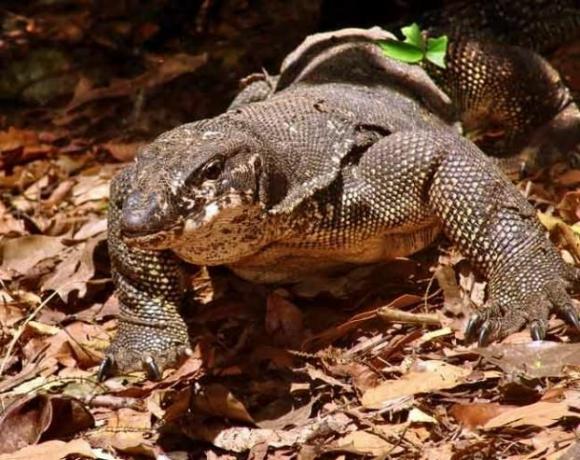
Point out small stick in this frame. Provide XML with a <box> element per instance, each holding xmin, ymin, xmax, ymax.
<box><xmin>377</xmin><ymin>307</ymin><xmax>441</xmax><ymax>326</ymax></box>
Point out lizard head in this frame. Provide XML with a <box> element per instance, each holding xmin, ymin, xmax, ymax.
<box><xmin>119</xmin><ymin>119</ymin><xmax>268</xmax><ymax>255</ymax></box>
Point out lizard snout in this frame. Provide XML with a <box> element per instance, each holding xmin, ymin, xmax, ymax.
<box><xmin>121</xmin><ymin>191</ymin><xmax>167</xmax><ymax>238</ymax></box>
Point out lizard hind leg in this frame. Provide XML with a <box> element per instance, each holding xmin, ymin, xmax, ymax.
<box><xmin>430</xmin><ymin>38</ymin><xmax>580</xmax><ymax>171</ymax></box>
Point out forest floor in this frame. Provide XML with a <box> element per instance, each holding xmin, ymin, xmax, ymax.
<box><xmin>1</xmin><ymin>3</ymin><xmax>580</xmax><ymax>460</ymax></box>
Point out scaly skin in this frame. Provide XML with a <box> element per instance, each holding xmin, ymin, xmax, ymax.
<box><xmin>99</xmin><ymin>26</ymin><xmax>580</xmax><ymax>381</ymax></box>
<box><xmin>101</xmin><ymin>169</ymin><xmax>190</xmax><ymax>379</ymax></box>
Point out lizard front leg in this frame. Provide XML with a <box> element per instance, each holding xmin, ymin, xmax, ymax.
<box><xmin>99</xmin><ymin>167</ymin><xmax>191</xmax><ymax>381</ymax></box>
<box><xmin>356</xmin><ymin>130</ymin><xmax>580</xmax><ymax>343</ymax></box>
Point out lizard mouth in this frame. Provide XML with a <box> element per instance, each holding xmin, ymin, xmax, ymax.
<box><xmin>121</xmin><ymin>221</ymin><xmax>184</xmax><ymax>248</ymax></box>
<box><xmin>183</xmin><ymin>190</ymin><xmax>255</xmax><ymax>231</ymax></box>
<box><xmin>121</xmin><ymin>191</ymin><xmax>254</xmax><ymax>249</ymax></box>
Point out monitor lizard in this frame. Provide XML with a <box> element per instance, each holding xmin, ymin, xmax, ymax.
<box><xmin>98</xmin><ymin>16</ymin><xmax>580</xmax><ymax>380</ymax></box>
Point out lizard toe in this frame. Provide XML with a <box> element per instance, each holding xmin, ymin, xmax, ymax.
<box><xmin>470</xmin><ymin>269</ymin><xmax>579</xmax><ymax>345</ymax></box>
<box><xmin>544</xmin><ymin>279</ymin><xmax>580</xmax><ymax>331</ymax></box>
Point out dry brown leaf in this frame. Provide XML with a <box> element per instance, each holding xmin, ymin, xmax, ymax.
<box><xmin>88</xmin><ymin>407</ymin><xmax>155</xmax><ymax>455</ymax></box>
<box><xmin>103</xmin><ymin>141</ymin><xmax>144</xmax><ymax>161</ymax></box>
<box><xmin>328</xmin><ymin>361</ymin><xmax>380</xmax><ymax>392</ymax></box>
<box><xmin>362</xmin><ymin>360</ymin><xmax>471</xmax><ymax>409</ymax></box>
<box><xmin>474</xmin><ymin>342</ymin><xmax>580</xmax><ymax>379</ymax></box>
<box><xmin>0</xmin><ymin>394</ymin><xmax>51</xmax><ymax>454</ymax></box>
<box><xmin>255</xmin><ymin>399</ymin><xmax>315</xmax><ymax>430</ymax></box>
<box><xmin>0</xmin><ymin>127</ymin><xmax>41</xmax><ymax>152</ymax></box>
<box><xmin>71</xmin><ymin>173</ymin><xmax>110</xmax><ymax>205</ymax></box>
<box><xmin>523</xmin><ymin>428</ymin><xmax>575</xmax><ymax>459</ymax></box>
<box><xmin>265</xmin><ymin>292</ymin><xmax>304</xmax><ymax>348</ymax></box>
<box><xmin>555</xmin><ymin>168</ymin><xmax>580</xmax><ymax>187</ymax></box>
<box><xmin>65</xmin><ymin>53</ymin><xmax>207</xmax><ymax>111</ymax></box>
<box><xmin>303</xmin><ymin>294</ymin><xmax>421</xmax><ymax>350</ymax></box>
<box><xmin>0</xmin><ymin>303</ymin><xmax>26</xmax><ymax>327</ymax></box>
<box><xmin>483</xmin><ymin>401</ymin><xmax>574</xmax><ymax>429</ymax></box>
<box><xmin>450</xmin><ymin>403</ymin><xmax>516</xmax><ymax>429</ymax></box>
<box><xmin>41</xmin><ymin>234</ymin><xmax>105</xmax><ymax>301</ymax></box>
<box><xmin>0</xmin><ymin>394</ymin><xmax>94</xmax><ymax>455</ymax></box>
<box><xmin>73</xmin><ymin>218</ymin><xmax>107</xmax><ymax>240</ymax></box>
<box><xmin>0</xmin><ymin>439</ymin><xmax>95</xmax><ymax>460</ymax></box>
<box><xmin>0</xmin><ymin>202</ymin><xmax>25</xmax><ymax>237</ymax></box>
<box><xmin>189</xmin><ymin>412</ymin><xmax>352</xmax><ymax>452</ymax></box>
<box><xmin>0</xmin><ymin>128</ymin><xmax>55</xmax><ymax>167</ymax></box>
<box><xmin>192</xmin><ymin>384</ymin><xmax>254</xmax><ymax>423</ymax></box>
<box><xmin>334</xmin><ymin>430</ymin><xmax>400</xmax><ymax>456</ymax></box>
<box><xmin>558</xmin><ymin>190</ymin><xmax>580</xmax><ymax>223</ymax></box>
<box><xmin>1</xmin><ymin>235</ymin><xmax>66</xmax><ymax>275</ymax></box>
<box><xmin>25</xmin><ymin>321</ymin><xmax>107</xmax><ymax>369</ymax></box>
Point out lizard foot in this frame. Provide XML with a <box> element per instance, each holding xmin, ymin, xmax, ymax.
<box><xmin>465</xmin><ymin>264</ymin><xmax>580</xmax><ymax>345</ymax></box>
<box><xmin>97</xmin><ymin>319</ymin><xmax>191</xmax><ymax>381</ymax></box>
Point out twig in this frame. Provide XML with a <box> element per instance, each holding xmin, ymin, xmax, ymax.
<box><xmin>377</xmin><ymin>307</ymin><xmax>441</xmax><ymax>326</ymax></box>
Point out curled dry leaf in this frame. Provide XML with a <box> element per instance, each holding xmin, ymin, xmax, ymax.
<box><xmin>23</xmin><ymin>321</ymin><xmax>108</xmax><ymax>370</ymax></box>
<box><xmin>0</xmin><ymin>127</ymin><xmax>55</xmax><ymax>167</ymax></box>
<box><xmin>302</xmin><ymin>293</ymin><xmax>421</xmax><ymax>351</ymax></box>
<box><xmin>254</xmin><ymin>398</ymin><xmax>315</xmax><ymax>430</ymax></box>
<box><xmin>65</xmin><ymin>53</ymin><xmax>208</xmax><ymax>111</ymax></box>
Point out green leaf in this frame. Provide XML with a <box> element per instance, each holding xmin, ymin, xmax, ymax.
<box><xmin>379</xmin><ymin>40</ymin><xmax>424</xmax><ymax>64</ymax></box>
<box><xmin>401</xmin><ymin>23</ymin><xmax>424</xmax><ymax>49</ymax></box>
<box><xmin>425</xmin><ymin>35</ymin><xmax>448</xmax><ymax>68</ymax></box>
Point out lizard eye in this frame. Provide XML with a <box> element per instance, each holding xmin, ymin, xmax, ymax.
<box><xmin>202</xmin><ymin>158</ymin><xmax>224</xmax><ymax>181</ymax></box>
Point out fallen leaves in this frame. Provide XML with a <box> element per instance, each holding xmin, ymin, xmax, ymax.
<box><xmin>0</xmin><ymin>128</ymin><xmax>56</xmax><ymax>168</ymax></box>
<box><xmin>362</xmin><ymin>360</ymin><xmax>472</xmax><ymax>409</ymax></box>
<box><xmin>0</xmin><ymin>394</ymin><xmax>94</xmax><ymax>455</ymax></box>
<box><xmin>473</xmin><ymin>342</ymin><xmax>580</xmax><ymax>379</ymax></box>
<box><xmin>1</xmin><ymin>235</ymin><xmax>66</xmax><ymax>275</ymax></box>
<box><xmin>0</xmin><ymin>439</ymin><xmax>96</xmax><ymax>460</ymax></box>
<box><xmin>0</xmin><ymin>4</ymin><xmax>579</xmax><ymax>459</ymax></box>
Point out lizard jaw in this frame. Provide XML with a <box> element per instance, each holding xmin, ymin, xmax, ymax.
<box><xmin>121</xmin><ymin>191</ymin><xmax>255</xmax><ymax>250</ymax></box>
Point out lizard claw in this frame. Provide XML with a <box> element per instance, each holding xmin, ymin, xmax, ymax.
<box><xmin>477</xmin><ymin>320</ymin><xmax>494</xmax><ymax>346</ymax></box>
<box><xmin>97</xmin><ymin>317</ymin><xmax>190</xmax><ymax>381</ymax></box>
<box><xmin>465</xmin><ymin>313</ymin><xmax>482</xmax><ymax>342</ymax></box>
<box><xmin>530</xmin><ymin>320</ymin><xmax>546</xmax><ymax>341</ymax></box>
<box><xmin>560</xmin><ymin>304</ymin><xmax>580</xmax><ymax>331</ymax></box>
<box><xmin>97</xmin><ymin>355</ymin><xmax>114</xmax><ymax>382</ymax></box>
<box><xmin>143</xmin><ymin>356</ymin><xmax>162</xmax><ymax>381</ymax></box>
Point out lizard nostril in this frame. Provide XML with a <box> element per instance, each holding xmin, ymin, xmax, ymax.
<box><xmin>121</xmin><ymin>192</ymin><xmax>165</xmax><ymax>237</ymax></box>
